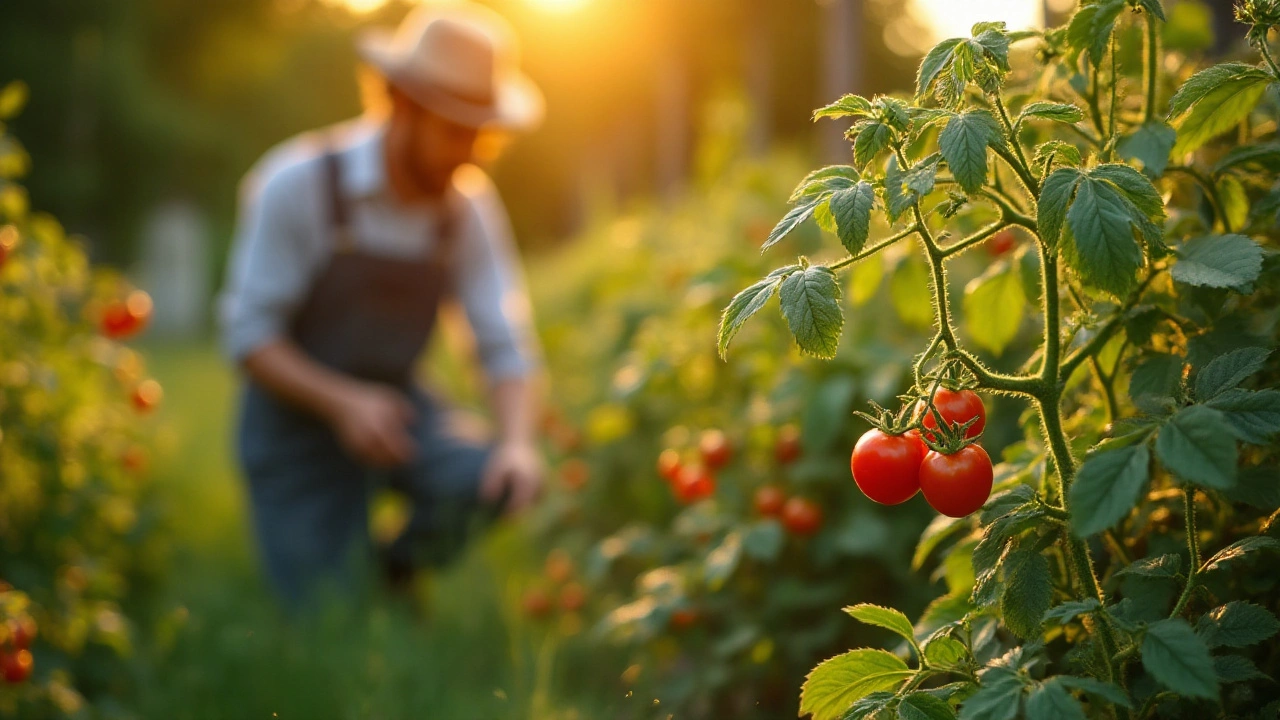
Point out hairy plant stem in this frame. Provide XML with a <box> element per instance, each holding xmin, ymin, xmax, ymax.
<box><xmin>1170</xmin><ymin>488</ymin><xmax>1201</xmax><ymax>618</ymax></box>
<box><xmin>1107</xmin><ymin>38</ymin><xmax>1119</xmax><ymax>154</ymax></box>
<box><xmin>1260</xmin><ymin>39</ymin><xmax>1280</xmax><ymax>82</ymax></box>
<box><xmin>829</xmin><ymin>225</ymin><xmax>919</xmax><ymax>271</ymax></box>
<box><xmin>993</xmin><ymin>96</ymin><xmax>1041</xmax><ymax>195</ymax></box>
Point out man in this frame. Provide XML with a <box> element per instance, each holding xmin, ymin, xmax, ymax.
<box><xmin>218</xmin><ymin>4</ymin><xmax>544</xmax><ymax>603</ymax></box>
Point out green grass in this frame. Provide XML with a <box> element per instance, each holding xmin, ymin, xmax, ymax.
<box><xmin>128</xmin><ymin>342</ymin><xmax>623</xmax><ymax>720</ymax></box>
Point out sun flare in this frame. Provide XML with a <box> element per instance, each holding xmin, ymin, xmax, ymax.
<box><xmin>524</xmin><ymin>0</ymin><xmax>591</xmax><ymax>14</ymax></box>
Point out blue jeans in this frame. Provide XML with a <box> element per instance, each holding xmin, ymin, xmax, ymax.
<box><xmin>237</xmin><ymin>382</ymin><xmax>494</xmax><ymax>603</ymax></box>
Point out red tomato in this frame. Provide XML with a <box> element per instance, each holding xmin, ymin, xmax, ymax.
<box><xmin>986</xmin><ymin>228</ymin><xmax>1018</xmax><ymax>257</ymax></box>
<box><xmin>657</xmin><ymin>449</ymin><xmax>682</xmax><ymax>482</ymax></box>
<box><xmin>0</xmin><ymin>225</ymin><xmax>16</xmax><ymax>269</ymax></box>
<box><xmin>919</xmin><ymin>445</ymin><xmax>994</xmax><ymax>518</ymax></box>
<box><xmin>781</xmin><ymin>497</ymin><xmax>823</xmax><ymax>535</ymax></box>
<box><xmin>754</xmin><ymin>485</ymin><xmax>787</xmax><ymax>517</ymax></box>
<box><xmin>0</xmin><ymin>649</ymin><xmax>31</xmax><ymax>684</ymax></box>
<box><xmin>559</xmin><ymin>582</ymin><xmax>587</xmax><ymax>612</ymax></box>
<box><xmin>7</xmin><ymin>617</ymin><xmax>35</xmax><ymax>650</ymax></box>
<box><xmin>698</xmin><ymin>429</ymin><xmax>732</xmax><ymax>470</ymax></box>
<box><xmin>775</xmin><ymin>424</ymin><xmax>802</xmax><ymax>464</ymax></box>
<box><xmin>673</xmin><ymin>465</ymin><xmax>715</xmax><ymax>504</ymax></box>
<box><xmin>522</xmin><ymin>588</ymin><xmax>552</xmax><ymax>619</ymax></box>
<box><xmin>670</xmin><ymin>608</ymin><xmax>699</xmax><ymax>630</ymax></box>
<box><xmin>560</xmin><ymin>458</ymin><xmax>589</xmax><ymax>490</ymax></box>
<box><xmin>544</xmin><ymin>549</ymin><xmax>574</xmax><ymax>585</ymax></box>
<box><xmin>131</xmin><ymin>379</ymin><xmax>163</xmax><ymax>413</ymax></box>
<box><xmin>100</xmin><ymin>291</ymin><xmax>153</xmax><ymax>340</ymax></box>
<box><xmin>851</xmin><ymin>429</ymin><xmax>925</xmax><ymax>505</ymax></box>
<box><xmin>917</xmin><ymin>388</ymin><xmax>986</xmax><ymax>440</ymax></box>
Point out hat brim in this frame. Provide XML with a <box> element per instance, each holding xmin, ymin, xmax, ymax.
<box><xmin>357</xmin><ymin>29</ymin><xmax>544</xmax><ymax>132</ymax></box>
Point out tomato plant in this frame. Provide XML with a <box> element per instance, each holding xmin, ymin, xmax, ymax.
<box><xmin>851</xmin><ymin>428</ymin><xmax>925</xmax><ymax>506</ymax></box>
<box><xmin>719</xmin><ymin>1</ymin><xmax>1280</xmax><ymax>717</ymax></box>
<box><xmin>918</xmin><ymin>444</ymin><xmax>994</xmax><ymax>519</ymax></box>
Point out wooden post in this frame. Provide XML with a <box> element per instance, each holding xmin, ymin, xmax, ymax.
<box><xmin>820</xmin><ymin>0</ymin><xmax>864</xmax><ymax>164</ymax></box>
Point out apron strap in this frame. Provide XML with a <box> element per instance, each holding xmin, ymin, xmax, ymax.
<box><xmin>322</xmin><ymin>150</ymin><xmax>356</xmax><ymax>253</ymax></box>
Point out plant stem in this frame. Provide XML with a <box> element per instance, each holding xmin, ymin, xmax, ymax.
<box><xmin>829</xmin><ymin>225</ymin><xmax>919</xmax><ymax>271</ymax></box>
<box><xmin>1143</xmin><ymin>13</ymin><xmax>1159</xmax><ymax>123</ymax></box>
<box><xmin>939</xmin><ymin>221</ymin><xmax>1006</xmax><ymax>258</ymax></box>
<box><xmin>1170</xmin><ymin>488</ymin><xmax>1201</xmax><ymax>618</ymax></box>
<box><xmin>993</xmin><ymin>96</ymin><xmax>1042</xmax><ymax>196</ymax></box>
<box><xmin>1107</xmin><ymin>37</ymin><xmax>1118</xmax><ymax>154</ymax></box>
<box><xmin>1040</xmin><ymin>249</ymin><xmax>1063</xmax><ymax>386</ymax></box>
<box><xmin>1260</xmin><ymin>39</ymin><xmax>1280</xmax><ymax>82</ymax></box>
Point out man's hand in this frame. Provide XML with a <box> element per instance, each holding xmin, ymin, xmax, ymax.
<box><xmin>329</xmin><ymin>383</ymin><xmax>418</xmax><ymax>468</ymax></box>
<box><xmin>479</xmin><ymin>440</ymin><xmax>544</xmax><ymax>514</ymax></box>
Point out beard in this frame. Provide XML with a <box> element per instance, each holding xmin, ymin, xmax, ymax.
<box><xmin>404</xmin><ymin>129</ymin><xmax>451</xmax><ymax>198</ymax></box>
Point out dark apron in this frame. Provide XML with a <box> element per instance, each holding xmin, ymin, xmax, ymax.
<box><xmin>236</xmin><ymin>149</ymin><xmax>490</xmax><ymax>602</ymax></box>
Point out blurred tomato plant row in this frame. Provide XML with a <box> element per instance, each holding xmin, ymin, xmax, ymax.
<box><xmin>714</xmin><ymin>1</ymin><xmax>1280</xmax><ymax>718</ymax></box>
<box><xmin>0</xmin><ymin>82</ymin><xmax>168</xmax><ymax>718</ymax></box>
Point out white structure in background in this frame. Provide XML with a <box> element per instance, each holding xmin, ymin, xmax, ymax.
<box><xmin>136</xmin><ymin>200</ymin><xmax>210</xmax><ymax>337</ymax></box>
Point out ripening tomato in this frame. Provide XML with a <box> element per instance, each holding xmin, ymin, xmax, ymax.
<box><xmin>851</xmin><ymin>429</ymin><xmax>925</xmax><ymax>505</ymax></box>
<box><xmin>698</xmin><ymin>429</ymin><xmax>732</xmax><ymax>470</ymax></box>
<box><xmin>0</xmin><ymin>649</ymin><xmax>31</xmax><ymax>684</ymax></box>
<box><xmin>754</xmin><ymin>485</ymin><xmax>787</xmax><ymax>517</ymax></box>
<box><xmin>521</xmin><ymin>588</ymin><xmax>552</xmax><ymax>619</ymax></box>
<box><xmin>657</xmin><ymin>449</ymin><xmax>682</xmax><ymax>482</ymax></box>
<box><xmin>559</xmin><ymin>582</ymin><xmax>587</xmax><ymax>612</ymax></box>
<box><xmin>131</xmin><ymin>379</ymin><xmax>163</xmax><ymax>413</ymax></box>
<box><xmin>560</xmin><ymin>458</ymin><xmax>589</xmax><ymax>490</ymax></box>
<box><xmin>919</xmin><ymin>444</ymin><xmax>994</xmax><ymax>518</ymax></box>
<box><xmin>7</xmin><ymin>617</ymin><xmax>35</xmax><ymax>650</ymax></box>
<box><xmin>0</xmin><ymin>224</ymin><xmax>16</xmax><ymax>269</ymax></box>
<box><xmin>781</xmin><ymin>497</ymin><xmax>823</xmax><ymax>535</ymax></box>
<box><xmin>986</xmin><ymin>228</ymin><xmax>1018</xmax><ymax>257</ymax></box>
<box><xmin>100</xmin><ymin>290</ymin><xmax>153</xmax><ymax>340</ymax></box>
<box><xmin>122</xmin><ymin>446</ymin><xmax>148</xmax><ymax>476</ymax></box>
<box><xmin>670</xmin><ymin>608</ymin><xmax>699</xmax><ymax>630</ymax></box>
<box><xmin>673</xmin><ymin>465</ymin><xmax>715</xmax><ymax>504</ymax></box>
<box><xmin>544</xmin><ymin>549</ymin><xmax>574</xmax><ymax>584</ymax></box>
<box><xmin>775</xmin><ymin>424</ymin><xmax>802</xmax><ymax>464</ymax></box>
<box><xmin>917</xmin><ymin>388</ymin><xmax>986</xmax><ymax>440</ymax></box>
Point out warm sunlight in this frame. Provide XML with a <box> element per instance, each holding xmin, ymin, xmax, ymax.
<box><xmin>913</xmin><ymin>0</ymin><xmax>1045</xmax><ymax>41</ymax></box>
<box><xmin>523</xmin><ymin>0</ymin><xmax>591</xmax><ymax>13</ymax></box>
<box><xmin>324</xmin><ymin>0</ymin><xmax>390</xmax><ymax>13</ymax></box>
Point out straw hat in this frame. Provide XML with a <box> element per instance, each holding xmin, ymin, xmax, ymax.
<box><xmin>357</xmin><ymin>3</ymin><xmax>544</xmax><ymax>131</ymax></box>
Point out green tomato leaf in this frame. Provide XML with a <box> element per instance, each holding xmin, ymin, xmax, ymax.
<box><xmin>780</xmin><ymin>265</ymin><xmax>844</xmax><ymax>359</ymax></box>
<box><xmin>939</xmin><ymin>110</ymin><xmax>1002</xmax><ymax>193</ymax></box>
<box><xmin>1167</xmin><ymin>63</ymin><xmax>1273</xmax><ymax>155</ymax></box>
<box><xmin>718</xmin><ymin>270</ymin><xmax>790</xmax><ymax>358</ymax></box>
<box><xmin>791</xmin><ymin>165</ymin><xmax>862</xmax><ymax>202</ymax></box>
<box><xmin>1054</xmin><ymin>676</ymin><xmax>1132</xmax><ymax>708</ymax></box>
<box><xmin>1141</xmin><ymin>618</ymin><xmax>1220</xmax><ymax>701</ymax></box>
<box><xmin>1037</xmin><ymin>168</ymin><xmax>1084</xmax><ymax>248</ymax></box>
<box><xmin>1114</xmin><ymin>553</ymin><xmax>1182</xmax><ymax>579</ymax></box>
<box><xmin>898</xmin><ymin>692</ymin><xmax>958</xmax><ymax>720</ymax></box>
<box><xmin>923</xmin><ymin>635</ymin><xmax>970</xmax><ymax>670</ymax></box>
<box><xmin>1205</xmin><ymin>388</ymin><xmax>1280</xmax><ymax>445</ymax></box>
<box><xmin>958</xmin><ymin>664</ymin><xmax>1024</xmax><ymax>720</ymax></box>
<box><xmin>1089</xmin><ymin>164</ymin><xmax>1166</xmax><ymax>221</ymax></box>
<box><xmin>1195</xmin><ymin>347</ymin><xmax>1271</xmax><ymax>401</ymax></box>
<box><xmin>1034</xmin><ymin>140</ymin><xmax>1083</xmax><ymax>169</ymax></box>
<box><xmin>1155</xmin><ymin>405</ymin><xmax>1238</xmax><ymax>489</ymax></box>
<box><xmin>830</xmin><ymin>181</ymin><xmax>878</xmax><ymax>255</ymax></box>
<box><xmin>1024</xmin><ymin>678</ymin><xmax>1086</xmax><ymax>720</ymax></box>
<box><xmin>855</xmin><ymin>123</ymin><xmax>894</xmax><ymax>169</ymax></box>
<box><xmin>764</xmin><ymin>197</ymin><xmax>824</xmax><ymax>251</ymax></box>
<box><xmin>844</xmin><ymin>604</ymin><xmax>917</xmax><ymax>645</ymax></box>
<box><xmin>1170</xmin><ymin>234</ymin><xmax>1264</xmax><ymax>291</ymax></box>
<box><xmin>1018</xmin><ymin>101</ymin><xmax>1084</xmax><ymax>124</ymax></box>
<box><xmin>1069</xmin><ymin>443</ymin><xmax>1151</xmax><ymax>536</ymax></box>
<box><xmin>1042</xmin><ymin>598</ymin><xmax>1100</xmax><ymax>625</ymax></box>
<box><xmin>1196</xmin><ymin>602</ymin><xmax>1280</xmax><ymax>649</ymax></box>
<box><xmin>1063</xmin><ymin>177</ymin><xmax>1146</xmax><ymax>296</ymax></box>
<box><xmin>846</xmin><ymin>692</ymin><xmax>896</xmax><ymax>720</ymax></box>
<box><xmin>917</xmin><ymin>38</ymin><xmax>964</xmax><ymax>99</ymax></box>
<box><xmin>1000</xmin><ymin>548</ymin><xmax>1052</xmax><ymax>640</ymax></box>
<box><xmin>815</xmin><ymin>94</ymin><xmax>875</xmax><ymax>121</ymax></box>
<box><xmin>1213</xmin><ymin>142</ymin><xmax>1280</xmax><ymax>175</ymax></box>
<box><xmin>1213</xmin><ymin>655</ymin><xmax>1267</xmax><ymax>684</ymax></box>
<box><xmin>1118</xmin><ymin>121</ymin><xmax>1177</xmax><ymax>178</ymax></box>
<box><xmin>963</xmin><ymin>261</ymin><xmax>1026</xmax><ymax>355</ymax></box>
<box><xmin>1201</xmin><ymin>536</ymin><xmax>1280</xmax><ymax>574</ymax></box>
<box><xmin>800</xmin><ymin>649</ymin><xmax>914</xmax><ymax>720</ymax></box>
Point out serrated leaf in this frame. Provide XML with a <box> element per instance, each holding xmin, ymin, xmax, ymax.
<box><xmin>1206</xmin><ymin>389</ymin><xmax>1280</xmax><ymax>445</ymax></box>
<box><xmin>1213</xmin><ymin>142</ymin><xmax>1280</xmax><ymax>175</ymax></box>
<box><xmin>1000</xmin><ymin>549</ymin><xmax>1052</xmax><ymax>639</ymax></box>
<box><xmin>792</xmin><ymin>166</ymin><xmax>862</xmax><ymax>202</ymax></box>
<box><xmin>1034</xmin><ymin>141</ymin><xmax>1082</xmax><ymax>169</ymax></box>
<box><xmin>1141</xmin><ymin>618</ymin><xmax>1220</xmax><ymax>700</ymax></box>
<box><xmin>1196</xmin><ymin>602</ymin><xmax>1280</xmax><ymax>649</ymax></box>
<box><xmin>1201</xmin><ymin>536</ymin><xmax>1280</xmax><ymax>573</ymax></box>
<box><xmin>1115</xmin><ymin>553</ymin><xmax>1181</xmax><ymax>579</ymax></box>
<box><xmin>764</xmin><ymin>198</ymin><xmax>823</xmax><ymax>251</ymax></box>
<box><xmin>718</xmin><ymin>273</ymin><xmax>786</xmax><ymax>358</ymax></box>
<box><xmin>1128</xmin><ymin>352</ymin><xmax>1184</xmax><ymax>403</ymax></box>
<box><xmin>845</xmin><ymin>692</ymin><xmax>896</xmax><ymax>720</ymax></box>
<box><xmin>940</xmin><ymin>111</ymin><xmax>1002</xmax><ymax>193</ymax></box>
<box><xmin>959</xmin><ymin>665</ymin><xmax>1024</xmax><ymax>720</ymax></box>
<box><xmin>780</xmin><ymin>265</ymin><xmax>844</xmax><ymax>359</ymax></box>
<box><xmin>801</xmin><ymin>649</ymin><xmax>914</xmax><ymax>720</ymax></box>
<box><xmin>1118</xmin><ymin>122</ymin><xmax>1176</xmax><ymax>178</ymax></box>
<box><xmin>743</xmin><ymin>518</ymin><xmax>785</xmax><ymax>562</ymax></box>
<box><xmin>855</xmin><ymin>123</ymin><xmax>894</xmax><ymax>168</ymax></box>
<box><xmin>1167</xmin><ymin>63</ymin><xmax>1273</xmax><ymax>155</ymax></box>
<box><xmin>924</xmin><ymin>636</ymin><xmax>969</xmax><ymax>670</ymax></box>
<box><xmin>815</xmin><ymin>94</ymin><xmax>875</xmax><ymax>120</ymax></box>
<box><xmin>1155</xmin><ymin>405</ymin><xmax>1238</xmax><ymax>489</ymax></box>
<box><xmin>1170</xmin><ymin>234</ymin><xmax>1264</xmax><ymax>291</ymax></box>
<box><xmin>1063</xmin><ymin>177</ymin><xmax>1146</xmax><ymax>296</ymax></box>
<box><xmin>898</xmin><ymin>692</ymin><xmax>957</xmax><ymax>720</ymax></box>
<box><xmin>1195</xmin><ymin>347</ymin><xmax>1271</xmax><ymax>400</ymax></box>
<box><xmin>845</xmin><ymin>604</ymin><xmax>917</xmax><ymax>645</ymax></box>
<box><xmin>917</xmin><ymin>38</ymin><xmax>964</xmax><ymax>99</ymax></box>
<box><xmin>1054</xmin><ymin>676</ymin><xmax>1132</xmax><ymax>708</ymax></box>
<box><xmin>1024</xmin><ymin>679</ymin><xmax>1085</xmax><ymax>720</ymax></box>
<box><xmin>831</xmin><ymin>182</ymin><xmax>877</xmax><ymax>255</ymax></box>
<box><xmin>1037</xmin><ymin>168</ymin><xmax>1083</xmax><ymax>247</ymax></box>
<box><xmin>1089</xmin><ymin>164</ymin><xmax>1166</xmax><ymax>221</ymax></box>
<box><xmin>1218</xmin><ymin>174</ymin><xmax>1249</xmax><ymax>231</ymax></box>
<box><xmin>884</xmin><ymin>155</ymin><xmax>914</xmax><ymax>222</ymax></box>
<box><xmin>905</xmin><ymin>154</ymin><xmax>942</xmax><ymax>197</ymax></box>
<box><xmin>1066</xmin><ymin>0</ymin><xmax>1125</xmax><ymax>66</ymax></box>
<box><xmin>1019</xmin><ymin>102</ymin><xmax>1084</xmax><ymax>124</ymax></box>
<box><xmin>1214</xmin><ymin>654</ymin><xmax>1267</xmax><ymax>683</ymax></box>
<box><xmin>1069</xmin><ymin>444</ymin><xmax>1151</xmax><ymax>536</ymax></box>
<box><xmin>1042</xmin><ymin>598</ymin><xmax>1100</xmax><ymax>625</ymax></box>
<box><xmin>963</xmin><ymin>261</ymin><xmax>1026</xmax><ymax>355</ymax></box>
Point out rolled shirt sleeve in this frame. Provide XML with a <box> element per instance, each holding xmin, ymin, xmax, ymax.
<box><xmin>452</xmin><ymin>174</ymin><xmax>541</xmax><ymax>381</ymax></box>
<box><xmin>217</xmin><ymin>160</ymin><xmax>323</xmax><ymax>363</ymax></box>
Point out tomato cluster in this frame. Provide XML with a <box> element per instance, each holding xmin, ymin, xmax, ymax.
<box><xmin>655</xmin><ymin>429</ymin><xmax>730</xmax><ymax>504</ymax></box>
<box><xmin>99</xmin><ymin>289</ymin><xmax>153</xmax><ymax>340</ymax></box>
<box><xmin>522</xmin><ymin>549</ymin><xmax>588</xmax><ymax>621</ymax></box>
<box><xmin>753</xmin><ymin>485</ymin><xmax>823</xmax><ymax>535</ymax></box>
<box><xmin>851</xmin><ymin>389</ymin><xmax>994</xmax><ymax>518</ymax></box>
<box><xmin>0</xmin><ymin>587</ymin><xmax>36</xmax><ymax>685</ymax></box>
